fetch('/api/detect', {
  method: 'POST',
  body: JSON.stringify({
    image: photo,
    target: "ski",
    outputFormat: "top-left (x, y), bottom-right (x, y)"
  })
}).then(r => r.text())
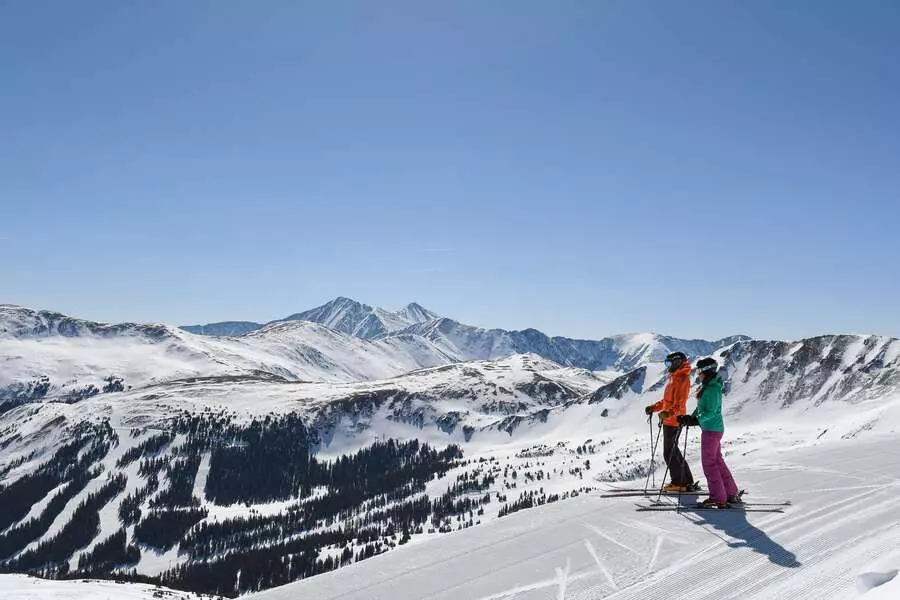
top-left (599, 490), bottom-right (703, 498)
top-left (641, 499), bottom-right (791, 507)
top-left (604, 486), bottom-right (702, 493)
top-left (603, 488), bottom-right (789, 506)
top-left (635, 504), bottom-right (784, 513)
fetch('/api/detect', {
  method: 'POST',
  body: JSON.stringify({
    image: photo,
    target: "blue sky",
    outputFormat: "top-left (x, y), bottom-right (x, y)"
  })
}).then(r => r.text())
top-left (2, 1), bottom-right (898, 341)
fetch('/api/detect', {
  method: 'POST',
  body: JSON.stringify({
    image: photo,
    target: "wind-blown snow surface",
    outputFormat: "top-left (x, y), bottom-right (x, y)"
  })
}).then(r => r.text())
top-left (0, 574), bottom-right (222, 600)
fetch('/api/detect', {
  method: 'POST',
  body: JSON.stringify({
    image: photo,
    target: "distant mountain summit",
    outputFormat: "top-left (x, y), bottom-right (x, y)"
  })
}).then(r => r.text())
top-left (283, 297), bottom-right (440, 339)
top-left (181, 297), bottom-right (441, 340)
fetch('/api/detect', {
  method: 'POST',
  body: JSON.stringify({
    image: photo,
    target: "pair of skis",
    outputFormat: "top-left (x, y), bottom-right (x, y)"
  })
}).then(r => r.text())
top-left (601, 487), bottom-right (790, 513)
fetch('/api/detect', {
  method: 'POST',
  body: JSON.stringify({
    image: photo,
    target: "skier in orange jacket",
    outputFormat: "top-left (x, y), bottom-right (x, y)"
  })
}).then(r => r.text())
top-left (645, 351), bottom-right (698, 493)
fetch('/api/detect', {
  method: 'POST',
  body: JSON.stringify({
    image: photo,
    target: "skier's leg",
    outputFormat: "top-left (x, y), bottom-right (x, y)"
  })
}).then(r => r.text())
top-left (670, 434), bottom-right (693, 486)
top-left (701, 430), bottom-right (726, 502)
top-left (716, 436), bottom-right (739, 497)
top-left (662, 426), bottom-right (678, 484)
top-left (681, 436), bottom-right (695, 486)
top-left (664, 426), bottom-right (686, 485)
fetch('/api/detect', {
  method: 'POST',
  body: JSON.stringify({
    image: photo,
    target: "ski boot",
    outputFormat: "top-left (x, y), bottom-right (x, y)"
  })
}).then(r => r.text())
top-left (663, 483), bottom-right (691, 493)
top-left (727, 490), bottom-right (745, 506)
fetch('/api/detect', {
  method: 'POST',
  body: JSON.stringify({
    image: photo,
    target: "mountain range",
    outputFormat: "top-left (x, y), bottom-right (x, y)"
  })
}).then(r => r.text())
top-left (182, 296), bottom-right (748, 371)
top-left (1, 299), bottom-right (746, 410)
top-left (1, 298), bottom-right (899, 598)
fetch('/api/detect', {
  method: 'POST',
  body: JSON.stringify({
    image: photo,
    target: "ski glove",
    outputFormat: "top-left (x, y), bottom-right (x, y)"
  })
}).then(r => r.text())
top-left (659, 410), bottom-right (671, 420)
top-left (644, 405), bottom-right (654, 416)
top-left (677, 414), bottom-right (700, 428)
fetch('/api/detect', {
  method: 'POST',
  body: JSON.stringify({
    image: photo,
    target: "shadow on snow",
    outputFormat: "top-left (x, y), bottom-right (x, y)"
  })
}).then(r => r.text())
top-left (672, 502), bottom-right (802, 568)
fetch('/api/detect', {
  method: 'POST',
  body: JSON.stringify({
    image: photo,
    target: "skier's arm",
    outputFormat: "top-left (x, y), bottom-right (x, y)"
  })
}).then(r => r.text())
top-left (651, 384), bottom-right (674, 417)
top-left (693, 385), bottom-right (710, 419)
top-left (672, 373), bottom-right (691, 416)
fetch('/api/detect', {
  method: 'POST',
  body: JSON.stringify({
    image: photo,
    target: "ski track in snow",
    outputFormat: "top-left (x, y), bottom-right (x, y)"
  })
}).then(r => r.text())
top-left (584, 540), bottom-right (618, 590)
top-left (555, 559), bottom-right (571, 600)
top-left (582, 522), bottom-right (641, 557)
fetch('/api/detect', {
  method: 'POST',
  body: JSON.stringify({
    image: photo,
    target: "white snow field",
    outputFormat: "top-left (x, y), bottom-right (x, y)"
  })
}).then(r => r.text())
top-left (0, 574), bottom-right (221, 600)
top-left (254, 431), bottom-right (900, 600)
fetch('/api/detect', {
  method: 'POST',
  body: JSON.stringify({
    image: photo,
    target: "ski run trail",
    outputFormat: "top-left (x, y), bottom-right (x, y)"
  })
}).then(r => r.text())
top-left (254, 433), bottom-right (900, 600)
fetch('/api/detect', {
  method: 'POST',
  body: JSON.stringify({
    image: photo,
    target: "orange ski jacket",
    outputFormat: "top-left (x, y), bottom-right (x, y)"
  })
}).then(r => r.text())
top-left (651, 361), bottom-right (692, 427)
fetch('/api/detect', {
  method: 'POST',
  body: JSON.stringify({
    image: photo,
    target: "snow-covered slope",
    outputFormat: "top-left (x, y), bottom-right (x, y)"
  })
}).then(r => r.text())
top-left (0, 352), bottom-right (616, 595)
top-left (251, 432), bottom-right (900, 600)
top-left (0, 306), bottom-right (460, 408)
top-left (718, 335), bottom-right (900, 409)
top-left (0, 574), bottom-right (222, 600)
top-left (0, 353), bottom-right (609, 458)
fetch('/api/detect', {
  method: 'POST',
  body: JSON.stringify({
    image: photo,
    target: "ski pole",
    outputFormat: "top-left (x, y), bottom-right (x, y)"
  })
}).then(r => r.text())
top-left (643, 415), bottom-right (663, 493)
top-left (645, 413), bottom-right (652, 491)
top-left (654, 424), bottom-right (682, 503)
top-left (677, 423), bottom-right (690, 512)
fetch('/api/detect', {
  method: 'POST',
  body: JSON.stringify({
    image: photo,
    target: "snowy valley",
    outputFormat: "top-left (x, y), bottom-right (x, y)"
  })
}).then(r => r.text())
top-left (0, 298), bottom-right (899, 599)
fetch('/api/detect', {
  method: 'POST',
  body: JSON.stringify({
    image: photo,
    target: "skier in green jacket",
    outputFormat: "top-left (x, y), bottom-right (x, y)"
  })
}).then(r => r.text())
top-left (678, 357), bottom-right (742, 508)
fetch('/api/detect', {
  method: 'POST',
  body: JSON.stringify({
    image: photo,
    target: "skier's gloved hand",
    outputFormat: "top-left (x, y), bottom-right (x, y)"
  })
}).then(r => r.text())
top-left (659, 410), bottom-right (671, 420)
top-left (677, 415), bottom-right (699, 427)
top-left (644, 405), bottom-right (654, 416)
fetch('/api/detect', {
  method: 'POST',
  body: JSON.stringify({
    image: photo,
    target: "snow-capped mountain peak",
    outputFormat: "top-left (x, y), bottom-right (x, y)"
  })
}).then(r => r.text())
top-left (285, 297), bottom-right (442, 339)
top-left (282, 296), bottom-right (374, 333)
top-left (396, 302), bottom-right (441, 324)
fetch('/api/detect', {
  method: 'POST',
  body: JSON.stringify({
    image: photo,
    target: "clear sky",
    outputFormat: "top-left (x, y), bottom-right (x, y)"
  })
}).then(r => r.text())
top-left (2, 1), bottom-right (898, 341)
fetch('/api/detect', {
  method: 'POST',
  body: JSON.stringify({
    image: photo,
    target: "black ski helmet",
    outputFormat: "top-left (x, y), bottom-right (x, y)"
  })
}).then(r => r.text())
top-left (664, 351), bottom-right (687, 372)
top-left (696, 357), bottom-right (718, 375)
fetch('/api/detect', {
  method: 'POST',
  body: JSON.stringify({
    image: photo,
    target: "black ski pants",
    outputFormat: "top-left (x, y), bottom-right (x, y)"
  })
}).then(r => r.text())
top-left (663, 425), bottom-right (694, 485)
